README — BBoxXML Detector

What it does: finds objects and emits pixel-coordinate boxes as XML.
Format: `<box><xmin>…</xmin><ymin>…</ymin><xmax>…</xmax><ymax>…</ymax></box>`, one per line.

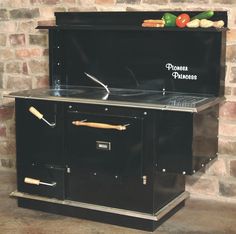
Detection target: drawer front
<box><xmin>17</xmin><ymin>164</ymin><xmax>66</xmax><ymax>200</ymax></box>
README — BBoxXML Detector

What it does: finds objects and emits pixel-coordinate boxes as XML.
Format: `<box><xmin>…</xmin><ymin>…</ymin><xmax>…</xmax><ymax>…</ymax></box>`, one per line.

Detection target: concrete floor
<box><xmin>1</xmin><ymin>170</ymin><xmax>236</xmax><ymax>234</ymax></box>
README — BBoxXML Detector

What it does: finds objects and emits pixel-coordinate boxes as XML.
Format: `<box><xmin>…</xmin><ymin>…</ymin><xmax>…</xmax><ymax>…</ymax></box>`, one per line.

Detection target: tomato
<box><xmin>176</xmin><ymin>13</ymin><xmax>190</xmax><ymax>28</ymax></box>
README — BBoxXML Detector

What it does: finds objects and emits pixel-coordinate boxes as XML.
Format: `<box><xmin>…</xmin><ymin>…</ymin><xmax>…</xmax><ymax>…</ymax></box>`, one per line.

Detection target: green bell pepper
<box><xmin>162</xmin><ymin>13</ymin><xmax>177</xmax><ymax>27</ymax></box>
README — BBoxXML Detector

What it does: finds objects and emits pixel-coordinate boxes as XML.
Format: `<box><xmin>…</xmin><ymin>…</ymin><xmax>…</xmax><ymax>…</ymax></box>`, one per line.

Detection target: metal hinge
<box><xmin>142</xmin><ymin>175</ymin><xmax>147</xmax><ymax>185</ymax></box>
<box><xmin>66</xmin><ymin>167</ymin><xmax>71</xmax><ymax>174</ymax></box>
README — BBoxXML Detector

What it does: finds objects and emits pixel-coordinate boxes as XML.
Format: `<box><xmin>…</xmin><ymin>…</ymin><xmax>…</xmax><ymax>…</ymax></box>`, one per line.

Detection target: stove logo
<box><xmin>165</xmin><ymin>63</ymin><xmax>197</xmax><ymax>81</ymax></box>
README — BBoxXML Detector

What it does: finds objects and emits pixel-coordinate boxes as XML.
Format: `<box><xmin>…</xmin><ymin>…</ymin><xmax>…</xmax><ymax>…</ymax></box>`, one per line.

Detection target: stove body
<box><xmin>9</xmin><ymin>11</ymin><xmax>227</xmax><ymax>231</ymax></box>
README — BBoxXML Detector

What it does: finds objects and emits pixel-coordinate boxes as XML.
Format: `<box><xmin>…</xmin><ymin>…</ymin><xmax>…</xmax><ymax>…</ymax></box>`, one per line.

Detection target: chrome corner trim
<box><xmin>155</xmin><ymin>191</ymin><xmax>189</xmax><ymax>220</ymax></box>
<box><xmin>10</xmin><ymin>191</ymin><xmax>189</xmax><ymax>221</ymax></box>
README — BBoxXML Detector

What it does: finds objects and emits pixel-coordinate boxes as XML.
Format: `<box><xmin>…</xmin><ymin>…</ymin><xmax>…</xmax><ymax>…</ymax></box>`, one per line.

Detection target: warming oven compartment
<box><xmin>17</xmin><ymin>163</ymin><xmax>66</xmax><ymax>200</ymax></box>
<box><xmin>65</xmin><ymin>104</ymin><xmax>152</xmax><ymax>212</ymax></box>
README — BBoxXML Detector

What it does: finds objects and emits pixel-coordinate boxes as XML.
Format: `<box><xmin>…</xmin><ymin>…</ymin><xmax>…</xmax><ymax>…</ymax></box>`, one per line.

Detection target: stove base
<box><xmin>11</xmin><ymin>191</ymin><xmax>189</xmax><ymax>231</ymax></box>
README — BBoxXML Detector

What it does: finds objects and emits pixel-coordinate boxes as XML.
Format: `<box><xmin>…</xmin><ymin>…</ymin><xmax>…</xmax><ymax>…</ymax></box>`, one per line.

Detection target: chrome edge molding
<box><xmin>10</xmin><ymin>191</ymin><xmax>189</xmax><ymax>221</ymax></box>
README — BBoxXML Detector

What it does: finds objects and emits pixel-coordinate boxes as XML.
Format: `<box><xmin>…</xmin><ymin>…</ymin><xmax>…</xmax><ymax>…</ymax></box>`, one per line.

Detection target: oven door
<box><xmin>65</xmin><ymin>106</ymin><xmax>149</xmax><ymax>212</ymax></box>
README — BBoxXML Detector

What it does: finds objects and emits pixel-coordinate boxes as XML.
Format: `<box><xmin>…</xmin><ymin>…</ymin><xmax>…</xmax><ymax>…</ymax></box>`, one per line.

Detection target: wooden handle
<box><xmin>72</xmin><ymin>121</ymin><xmax>126</xmax><ymax>131</ymax></box>
<box><xmin>29</xmin><ymin>106</ymin><xmax>43</xmax><ymax>119</ymax></box>
<box><xmin>24</xmin><ymin>177</ymin><xmax>40</xmax><ymax>185</ymax></box>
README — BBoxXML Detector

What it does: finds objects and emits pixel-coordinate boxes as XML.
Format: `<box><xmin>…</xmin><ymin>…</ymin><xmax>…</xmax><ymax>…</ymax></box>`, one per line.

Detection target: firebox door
<box><xmin>65</xmin><ymin>106</ymin><xmax>152</xmax><ymax>213</ymax></box>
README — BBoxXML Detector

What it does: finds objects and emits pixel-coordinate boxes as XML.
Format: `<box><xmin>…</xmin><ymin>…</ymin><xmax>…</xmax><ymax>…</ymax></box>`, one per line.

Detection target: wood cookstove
<box><xmin>7</xmin><ymin>11</ymin><xmax>227</xmax><ymax>231</ymax></box>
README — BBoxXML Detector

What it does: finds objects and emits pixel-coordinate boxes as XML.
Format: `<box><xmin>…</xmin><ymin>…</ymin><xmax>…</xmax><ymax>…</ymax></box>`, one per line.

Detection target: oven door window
<box><xmin>65</xmin><ymin>111</ymin><xmax>147</xmax><ymax>212</ymax></box>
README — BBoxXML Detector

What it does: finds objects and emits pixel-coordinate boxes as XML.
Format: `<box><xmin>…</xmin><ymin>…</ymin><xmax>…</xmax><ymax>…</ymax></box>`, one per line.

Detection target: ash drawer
<box><xmin>17</xmin><ymin>164</ymin><xmax>66</xmax><ymax>200</ymax></box>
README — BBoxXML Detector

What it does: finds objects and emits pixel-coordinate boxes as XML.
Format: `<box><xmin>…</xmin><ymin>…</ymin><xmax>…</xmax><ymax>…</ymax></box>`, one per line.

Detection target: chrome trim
<box><xmin>10</xmin><ymin>191</ymin><xmax>189</xmax><ymax>221</ymax></box>
<box><xmin>4</xmin><ymin>93</ymin><xmax>222</xmax><ymax>113</ymax></box>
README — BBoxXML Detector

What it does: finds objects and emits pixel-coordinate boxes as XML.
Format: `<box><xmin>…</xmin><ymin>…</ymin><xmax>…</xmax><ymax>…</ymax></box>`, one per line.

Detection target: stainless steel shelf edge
<box><xmin>10</xmin><ymin>191</ymin><xmax>189</xmax><ymax>221</ymax></box>
<box><xmin>4</xmin><ymin>93</ymin><xmax>223</xmax><ymax>113</ymax></box>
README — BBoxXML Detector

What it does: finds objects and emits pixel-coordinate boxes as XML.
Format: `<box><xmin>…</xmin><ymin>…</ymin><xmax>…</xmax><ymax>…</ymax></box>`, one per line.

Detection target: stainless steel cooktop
<box><xmin>5</xmin><ymin>86</ymin><xmax>223</xmax><ymax>113</ymax></box>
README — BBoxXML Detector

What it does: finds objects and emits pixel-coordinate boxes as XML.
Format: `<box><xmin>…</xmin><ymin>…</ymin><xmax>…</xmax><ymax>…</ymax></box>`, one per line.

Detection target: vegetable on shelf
<box><xmin>200</xmin><ymin>19</ymin><xmax>213</xmax><ymax>28</ymax></box>
<box><xmin>162</xmin><ymin>13</ymin><xmax>177</xmax><ymax>27</ymax></box>
<box><xmin>191</xmin><ymin>10</ymin><xmax>214</xmax><ymax>20</ymax></box>
<box><xmin>142</xmin><ymin>19</ymin><xmax>165</xmax><ymax>27</ymax></box>
<box><xmin>213</xmin><ymin>20</ymin><xmax>224</xmax><ymax>28</ymax></box>
<box><xmin>200</xmin><ymin>19</ymin><xmax>224</xmax><ymax>28</ymax></box>
<box><xmin>176</xmin><ymin>13</ymin><xmax>190</xmax><ymax>28</ymax></box>
<box><xmin>186</xmin><ymin>19</ymin><xmax>200</xmax><ymax>28</ymax></box>
<box><xmin>187</xmin><ymin>19</ymin><xmax>225</xmax><ymax>28</ymax></box>
<box><xmin>141</xmin><ymin>11</ymin><xmax>224</xmax><ymax>29</ymax></box>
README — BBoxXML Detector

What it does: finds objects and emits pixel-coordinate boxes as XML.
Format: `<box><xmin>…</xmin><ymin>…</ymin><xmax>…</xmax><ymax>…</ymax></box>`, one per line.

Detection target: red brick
<box><xmin>117</xmin><ymin>0</ymin><xmax>140</xmax><ymax>3</ymax></box>
<box><xmin>227</xmin><ymin>29</ymin><xmax>236</xmax><ymax>43</ymax></box>
<box><xmin>0</xmin><ymin>106</ymin><xmax>14</xmax><ymax>121</ymax></box>
<box><xmin>31</xmin><ymin>0</ymin><xmax>60</xmax><ymax>4</ymax></box>
<box><xmin>6</xmin><ymin>62</ymin><xmax>21</xmax><ymax>74</ymax></box>
<box><xmin>218</xmin><ymin>138</ymin><xmax>236</xmax><ymax>155</ymax></box>
<box><xmin>213</xmin><ymin>0</ymin><xmax>235</xmax><ymax>3</ymax></box>
<box><xmin>219</xmin><ymin>179</ymin><xmax>236</xmax><ymax>197</ymax></box>
<box><xmin>9</xmin><ymin>124</ymin><xmax>16</xmax><ymax>136</ymax></box>
<box><xmin>29</xmin><ymin>34</ymin><xmax>47</xmax><ymax>47</ymax></box>
<box><xmin>230</xmin><ymin>67</ymin><xmax>236</xmax><ymax>83</ymax></box>
<box><xmin>9</xmin><ymin>34</ymin><xmax>25</xmax><ymax>46</ymax></box>
<box><xmin>0</xmin><ymin>63</ymin><xmax>3</xmax><ymax>72</ymax></box>
<box><xmin>22</xmin><ymin>62</ymin><xmax>28</xmax><ymax>75</ymax></box>
<box><xmin>15</xmin><ymin>49</ymin><xmax>30</xmax><ymax>58</ymax></box>
<box><xmin>230</xmin><ymin>160</ymin><xmax>236</xmax><ymax>177</ymax></box>
<box><xmin>16</xmin><ymin>48</ymin><xmax>43</xmax><ymax>58</ymax></box>
<box><xmin>206</xmin><ymin>158</ymin><xmax>227</xmax><ymax>176</ymax></box>
<box><xmin>224</xmin><ymin>87</ymin><xmax>231</xmax><ymax>95</ymax></box>
<box><xmin>226</xmin><ymin>45</ymin><xmax>236</xmax><ymax>62</ymax></box>
<box><xmin>0</xmin><ymin>49</ymin><xmax>14</xmax><ymax>60</ymax></box>
<box><xmin>219</xmin><ymin>122</ymin><xmax>236</xmax><ymax>137</ymax></box>
<box><xmin>0</xmin><ymin>22</ymin><xmax>17</xmax><ymax>33</ymax></box>
<box><xmin>220</xmin><ymin>102</ymin><xmax>236</xmax><ymax>120</ymax></box>
<box><xmin>68</xmin><ymin>7</ymin><xmax>97</xmax><ymax>12</ymax></box>
<box><xmin>43</xmin><ymin>49</ymin><xmax>49</xmax><ymax>56</ymax></box>
<box><xmin>1</xmin><ymin>0</ymin><xmax>29</xmax><ymax>7</ymax></box>
<box><xmin>6</xmin><ymin>76</ymin><xmax>32</xmax><ymax>90</ymax></box>
<box><xmin>0</xmin><ymin>34</ymin><xmax>7</xmax><ymax>46</ymax></box>
<box><xmin>0</xmin><ymin>125</ymin><xmax>6</xmax><ymax>138</ymax></box>
<box><xmin>144</xmin><ymin>0</ymin><xmax>168</xmax><ymax>3</ymax></box>
<box><xmin>9</xmin><ymin>8</ymin><xmax>40</xmax><ymax>19</ymax></box>
<box><xmin>96</xmin><ymin>0</ymin><xmax>115</xmax><ymax>3</ymax></box>
<box><xmin>35</xmin><ymin>75</ymin><xmax>49</xmax><ymax>88</ymax></box>
<box><xmin>28</xmin><ymin>60</ymin><xmax>48</xmax><ymax>74</ymax></box>
<box><xmin>0</xmin><ymin>159</ymin><xmax>15</xmax><ymax>168</ymax></box>
<box><xmin>62</xmin><ymin>0</ymin><xmax>76</xmax><ymax>3</ymax></box>
<box><xmin>232</xmin><ymin>88</ymin><xmax>236</xmax><ymax>96</ymax></box>
<box><xmin>186</xmin><ymin>175</ymin><xmax>219</xmax><ymax>196</ymax></box>
<box><xmin>37</xmin><ymin>20</ymin><xmax>55</xmax><ymax>26</ymax></box>
<box><xmin>0</xmin><ymin>9</ymin><xmax>8</xmax><ymax>21</ymax></box>
<box><xmin>18</xmin><ymin>21</ymin><xmax>36</xmax><ymax>32</ymax></box>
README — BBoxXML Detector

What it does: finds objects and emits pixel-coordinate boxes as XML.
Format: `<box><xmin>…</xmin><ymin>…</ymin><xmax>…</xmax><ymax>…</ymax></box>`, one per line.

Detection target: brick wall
<box><xmin>0</xmin><ymin>0</ymin><xmax>236</xmax><ymax>202</ymax></box>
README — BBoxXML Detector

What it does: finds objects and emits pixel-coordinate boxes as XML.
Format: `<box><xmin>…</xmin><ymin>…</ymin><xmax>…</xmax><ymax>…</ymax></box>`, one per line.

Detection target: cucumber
<box><xmin>191</xmin><ymin>10</ymin><xmax>214</xmax><ymax>20</ymax></box>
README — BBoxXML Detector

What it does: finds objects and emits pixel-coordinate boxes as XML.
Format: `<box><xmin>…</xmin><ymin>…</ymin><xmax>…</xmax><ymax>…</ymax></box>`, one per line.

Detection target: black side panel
<box><xmin>157</xmin><ymin>111</ymin><xmax>193</xmax><ymax>174</ymax></box>
<box><xmin>15</xmin><ymin>99</ymin><xmax>64</xmax><ymax>165</ymax></box>
<box><xmin>192</xmin><ymin>105</ymin><xmax>219</xmax><ymax>171</ymax></box>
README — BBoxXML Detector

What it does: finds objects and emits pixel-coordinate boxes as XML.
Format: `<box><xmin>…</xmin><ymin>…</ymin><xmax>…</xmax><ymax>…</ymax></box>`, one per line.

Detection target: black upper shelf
<box><xmin>37</xmin><ymin>11</ymin><xmax>228</xmax><ymax>32</ymax></box>
<box><xmin>37</xmin><ymin>25</ymin><xmax>228</xmax><ymax>32</ymax></box>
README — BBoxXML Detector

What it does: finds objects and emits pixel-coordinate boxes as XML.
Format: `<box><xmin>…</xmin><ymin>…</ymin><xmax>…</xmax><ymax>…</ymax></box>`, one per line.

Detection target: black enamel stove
<box><xmin>7</xmin><ymin>11</ymin><xmax>227</xmax><ymax>231</ymax></box>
